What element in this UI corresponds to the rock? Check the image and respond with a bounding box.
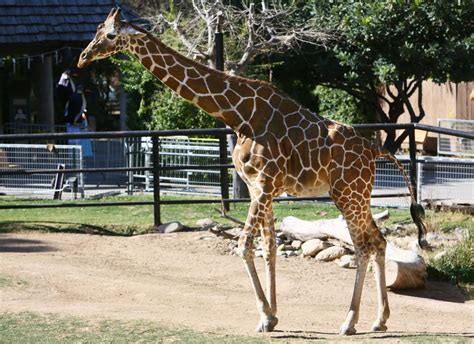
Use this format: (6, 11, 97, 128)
(315, 246, 346, 261)
(255, 250, 264, 258)
(277, 244, 285, 252)
(196, 218, 215, 228)
(301, 239, 330, 257)
(338, 255, 357, 269)
(158, 221, 184, 234)
(285, 250, 298, 257)
(455, 227, 470, 241)
(291, 240, 302, 249)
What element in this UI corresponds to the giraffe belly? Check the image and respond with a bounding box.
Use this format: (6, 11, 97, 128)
(284, 180, 330, 197)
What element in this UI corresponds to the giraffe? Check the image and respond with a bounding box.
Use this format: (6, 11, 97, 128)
(78, 8, 428, 335)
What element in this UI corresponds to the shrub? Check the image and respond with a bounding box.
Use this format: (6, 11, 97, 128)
(427, 238, 473, 284)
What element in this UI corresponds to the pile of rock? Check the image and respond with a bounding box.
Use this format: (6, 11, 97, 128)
(253, 234, 354, 267)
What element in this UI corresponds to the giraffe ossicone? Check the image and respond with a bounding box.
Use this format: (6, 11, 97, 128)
(78, 8, 429, 335)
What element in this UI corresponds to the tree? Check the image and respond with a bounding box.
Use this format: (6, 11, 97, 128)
(147, 0, 332, 76)
(278, 0, 473, 152)
(113, 56, 215, 130)
(136, 0, 332, 198)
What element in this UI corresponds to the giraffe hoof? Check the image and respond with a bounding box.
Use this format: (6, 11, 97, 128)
(339, 325, 357, 336)
(255, 316, 278, 333)
(371, 323, 387, 332)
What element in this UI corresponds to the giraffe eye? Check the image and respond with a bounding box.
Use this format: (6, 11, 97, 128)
(97, 23, 104, 30)
(106, 33, 117, 40)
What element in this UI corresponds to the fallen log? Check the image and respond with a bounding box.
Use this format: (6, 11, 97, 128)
(280, 213, 426, 289)
(385, 243, 427, 289)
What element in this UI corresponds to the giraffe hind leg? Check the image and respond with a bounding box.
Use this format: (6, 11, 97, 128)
(370, 221, 390, 332)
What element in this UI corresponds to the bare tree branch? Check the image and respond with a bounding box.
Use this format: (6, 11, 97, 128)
(146, 0, 334, 75)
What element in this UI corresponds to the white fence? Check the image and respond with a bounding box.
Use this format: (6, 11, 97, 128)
(128, 136, 232, 193)
(438, 119, 474, 157)
(0, 143, 83, 198)
(1, 137, 473, 207)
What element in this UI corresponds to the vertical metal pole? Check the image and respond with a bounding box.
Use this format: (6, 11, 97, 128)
(127, 138, 133, 195)
(152, 135, 161, 227)
(218, 132, 230, 211)
(408, 126, 418, 202)
(215, 14, 230, 211)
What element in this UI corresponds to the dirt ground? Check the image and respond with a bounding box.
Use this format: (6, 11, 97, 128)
(1, 231, 473, 341)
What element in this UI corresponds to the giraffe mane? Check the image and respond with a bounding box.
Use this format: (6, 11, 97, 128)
(127, 22, 277, 90)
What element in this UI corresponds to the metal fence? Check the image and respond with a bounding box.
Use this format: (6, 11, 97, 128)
(0, 143, 83, 198)
(419, 156, 474, 204)
(128, 136, 232, 193)
(0, 123, 473, 226)
(372, 156, 412, 208)
(4, 122, 67, 135)
(438, 119, 474, 157)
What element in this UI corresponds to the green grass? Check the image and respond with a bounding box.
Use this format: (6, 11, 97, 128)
(0, 312, 471, 344)
(0, 194, 410, 234)
(0, 312, 268, 344)
(427, 238, 474, 285)
(0, 273, 28, 289)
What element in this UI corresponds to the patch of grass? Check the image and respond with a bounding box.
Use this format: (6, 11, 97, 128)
(0, 274, 28, 289)
(0, 194, 410, 234)
(427, 238, 474, 285)
(426, 211, 474, 234)
(0, 312, 268, 344)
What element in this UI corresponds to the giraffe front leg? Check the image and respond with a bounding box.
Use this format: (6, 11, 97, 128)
(262, 210, 277, 317)
(236, 195, 277, 333)
(258, 209, 278, 332)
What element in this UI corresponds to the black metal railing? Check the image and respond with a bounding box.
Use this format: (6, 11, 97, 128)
(0, 123, 473, 226)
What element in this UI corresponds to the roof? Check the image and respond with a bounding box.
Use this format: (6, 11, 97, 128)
(0, 0, 139, 54)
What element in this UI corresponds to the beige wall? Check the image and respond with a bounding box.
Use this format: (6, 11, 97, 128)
(398, 80, 473, 125)
(384, 80, 473, 152)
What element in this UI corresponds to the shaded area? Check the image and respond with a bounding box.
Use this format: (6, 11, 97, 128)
(0, 221, 139, 237)
(0, 236, 56, 253)
(391, 280, 470, 303)
(271, 329, 474, 341)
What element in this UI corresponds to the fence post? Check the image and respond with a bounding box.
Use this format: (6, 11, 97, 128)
(215, 17, 230, 211)
(152, 135, 161, 227)
(408, 126, 418, 202)
(126, 138, 133, 195)
(218, 132, 230, 211)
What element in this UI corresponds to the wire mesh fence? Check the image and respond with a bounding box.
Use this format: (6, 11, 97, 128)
(419, 156, 474, 204)
(438, 119, 474, 157)
(128, 136, 232, 194)
(1, 132, 473, 208)
(0, 143, 83, 198)
(372, 156, 412, 208)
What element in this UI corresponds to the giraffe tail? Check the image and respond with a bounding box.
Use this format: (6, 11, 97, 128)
(373, 147, 430, 249)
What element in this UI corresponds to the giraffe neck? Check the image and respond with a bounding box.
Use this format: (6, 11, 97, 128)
(124, 27, 322, 136)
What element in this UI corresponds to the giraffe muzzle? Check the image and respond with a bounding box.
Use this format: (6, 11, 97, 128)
(77, 51, 92, 68)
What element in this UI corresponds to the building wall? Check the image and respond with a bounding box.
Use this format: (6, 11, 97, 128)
(398, 80, 473, 125)
(387, 80, 474, 152)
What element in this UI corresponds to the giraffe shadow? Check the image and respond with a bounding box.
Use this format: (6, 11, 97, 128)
(0, 236, 56, 253)
(0, 220, 135, 237)
(270, 330, 474, 341)
(390, 280, 470, 303)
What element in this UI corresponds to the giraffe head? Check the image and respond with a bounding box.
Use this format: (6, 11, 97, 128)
(77, 8, 145, 68)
